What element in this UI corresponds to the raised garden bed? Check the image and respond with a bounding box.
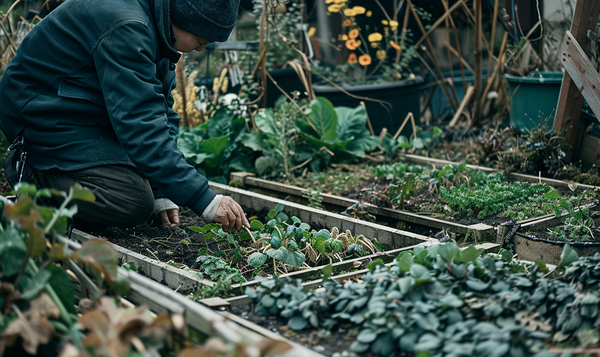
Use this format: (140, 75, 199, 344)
(508, 202, 600, 265)
(72, 182, 436, 296)
(231, 154, 600, 244)
(207, 242, 600, 357)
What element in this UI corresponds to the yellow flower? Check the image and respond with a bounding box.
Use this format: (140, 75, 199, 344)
(368, 32, 383, 42)
(389, 20, 399, 27)
(377, 49, 386, 60)
(339, 34, 349, 41)
(358, 54, 372, 66)
(348, 53, 357, 64)
(308, 27, 316, 37)
(353, 6, 366, 15)
(381, 20, 389, 25)
(348, 28, 359, 39)
(328, 4, 342, 12)
(366, 10, 372, 17)
(343, 8, 356, 16)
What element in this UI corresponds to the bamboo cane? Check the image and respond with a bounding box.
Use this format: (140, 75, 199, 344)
(441, 0, 467, 94)
(449, 85, 474, 128)
(473, 0, 483, 123)
(175, 57, 188, 127)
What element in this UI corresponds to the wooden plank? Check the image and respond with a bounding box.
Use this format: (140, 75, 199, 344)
(560, 31, 600, 120)
(553, 0, 600, 156)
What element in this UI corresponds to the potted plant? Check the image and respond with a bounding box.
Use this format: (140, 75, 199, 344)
(310, 0, 424, 136)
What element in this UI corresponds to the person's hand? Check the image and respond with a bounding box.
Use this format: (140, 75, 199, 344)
(213, 196, 250, 233)
(159, 208, 179, 227)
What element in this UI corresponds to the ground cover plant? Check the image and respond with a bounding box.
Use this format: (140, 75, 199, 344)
(100, 203, 385, 298)
(243, 242, 600, 356)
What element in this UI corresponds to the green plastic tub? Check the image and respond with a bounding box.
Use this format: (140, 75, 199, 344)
(505, 71, 564, 132)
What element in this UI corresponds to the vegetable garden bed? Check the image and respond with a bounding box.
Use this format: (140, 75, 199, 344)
(232, 154, 600, 244)
(206, 242, 600, 357)
(72, 182, 436, 297)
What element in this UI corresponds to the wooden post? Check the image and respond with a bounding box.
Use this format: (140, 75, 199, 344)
(473, 0, 483, 123)
(553, 0, 600, 159)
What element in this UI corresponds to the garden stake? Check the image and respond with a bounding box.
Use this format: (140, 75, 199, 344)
(408, 0, 457, 111)
(473, 0, 483, 124)
(487, 0, 500, 80)
(441, 0, 468, 94)
(479, 32, 509, 113)
(449, 85, 474, 128)
(442, 10, 460, 109)
(361, 101, 375, 136)
(393, 112, 416, 140)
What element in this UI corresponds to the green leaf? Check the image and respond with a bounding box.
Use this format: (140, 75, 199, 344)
(47, 265, 77, 314)
(307, 97, 338, 141)
(250, 220, 264, 230)
(396, 252, 414, 272)
(367, 258, 385, 273)
(0, 227, 28, 277)
(459, 246, 484, 264)
(285, 250, 305, 268)
(248, 252, 268, 268)
(275, 204, 285, 212)
(577, 329, 600, 347)
(207, 107, 236, 138)
(241, 131, 269, 152)
(558, 244, 578, 271)
(255, 156, 280, 176)
(199, 135, 230, 171)
(20, 269, 51, 300)
(543, 189, 559, 199)
(254, 109, 278, 135)
(260, 294, 275, 308)
(411, 138, 425, 149)
(410, 264, 431, 281)
(534, 259, 549, 273)
(322, 264, 333, 280)
(439, 241, 458, 263)
(267, 209, 278, 220)
(314, 237, 327, 253)
(266, 247, 289, 262)
(70, 184, 96, 202)
(371, 332, 394, 356)
(357, 329, 378, 343)
(289, 316, 309, 330)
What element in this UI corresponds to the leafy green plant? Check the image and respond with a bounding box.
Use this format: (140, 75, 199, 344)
(241, 95, 302, 178)
(371, 162, 431, 182)
(379, 126, 443, 160)
(294, 97, 379, 172)
(196, 255, 246, 283)
(246, 242, 599, 356)
(302, 187, 325, 210)
(191, 204, 378, 276)
(543, 189, 599, 242)
(178, 105, 255, 183)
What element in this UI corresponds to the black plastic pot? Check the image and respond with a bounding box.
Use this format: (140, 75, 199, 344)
(312, 76, 424, 136)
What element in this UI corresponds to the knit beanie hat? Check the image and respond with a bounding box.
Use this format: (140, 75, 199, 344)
(170, 0, 240, 43)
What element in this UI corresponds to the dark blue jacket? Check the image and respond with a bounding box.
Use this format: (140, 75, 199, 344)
(0, 0, 216, 215)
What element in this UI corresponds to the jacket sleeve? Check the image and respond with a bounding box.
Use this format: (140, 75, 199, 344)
(93, 22, 216, 215)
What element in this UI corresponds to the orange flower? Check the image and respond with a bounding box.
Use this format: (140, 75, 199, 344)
(348, 53, 357, 64)
(343, 19, 352, 27)
(345, 39, 360, 50)
(348, 28, 359, 39)
(358, 54, 372, 66)
(390, 40, 401, 50)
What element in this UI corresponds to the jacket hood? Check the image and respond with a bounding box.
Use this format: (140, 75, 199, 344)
(151, 0, 181, 63)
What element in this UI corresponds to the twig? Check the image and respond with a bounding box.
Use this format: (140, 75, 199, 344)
(449, 85, 474, 127)
(361, 101, 375, 135)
